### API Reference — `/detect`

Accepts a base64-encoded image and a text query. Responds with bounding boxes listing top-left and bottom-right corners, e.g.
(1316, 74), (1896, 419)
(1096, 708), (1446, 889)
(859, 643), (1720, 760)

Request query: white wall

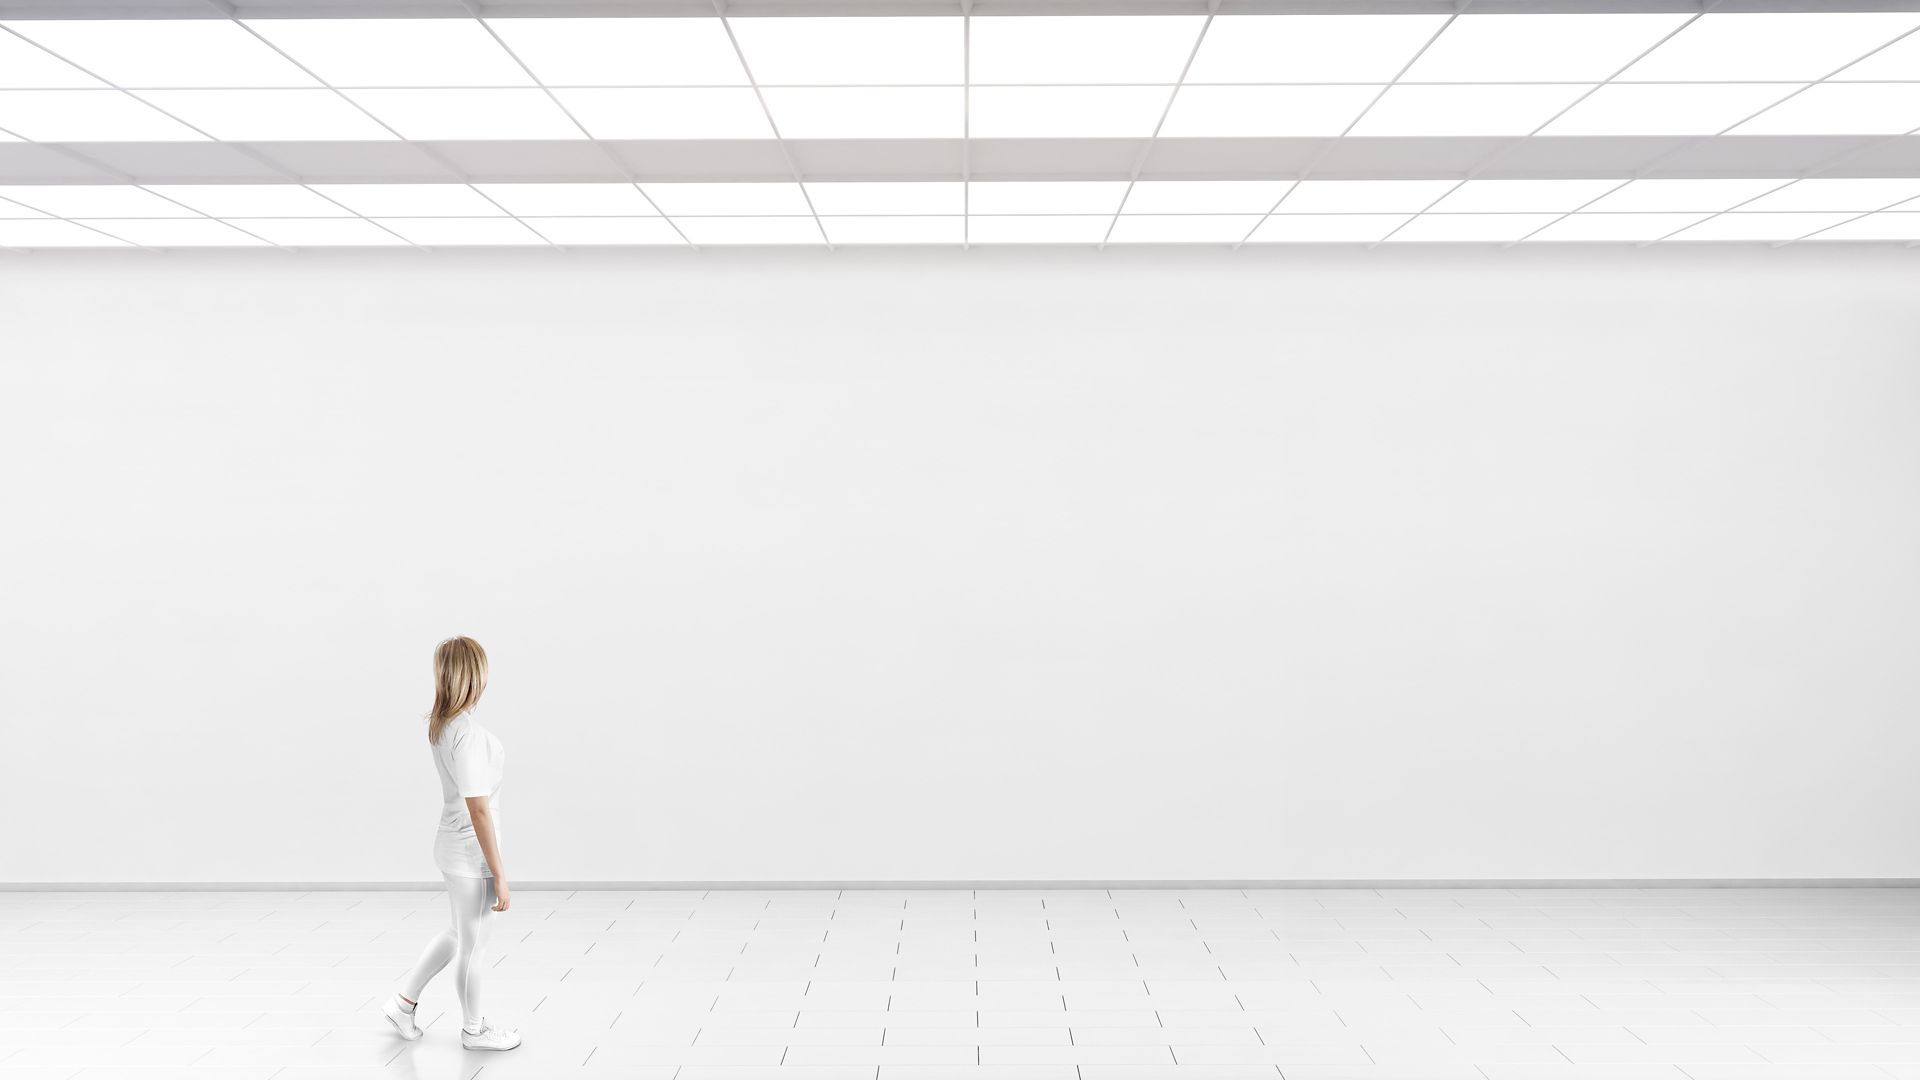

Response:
(3, 245), (1918, 885)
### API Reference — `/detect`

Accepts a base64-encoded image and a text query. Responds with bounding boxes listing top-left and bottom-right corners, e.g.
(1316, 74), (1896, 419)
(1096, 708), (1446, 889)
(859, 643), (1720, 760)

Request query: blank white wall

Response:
(3, 246), (1918, 885)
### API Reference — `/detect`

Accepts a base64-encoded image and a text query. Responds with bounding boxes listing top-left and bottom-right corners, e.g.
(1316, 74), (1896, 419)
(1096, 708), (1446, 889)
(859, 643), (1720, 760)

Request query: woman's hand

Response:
(492, 880), (511, 913)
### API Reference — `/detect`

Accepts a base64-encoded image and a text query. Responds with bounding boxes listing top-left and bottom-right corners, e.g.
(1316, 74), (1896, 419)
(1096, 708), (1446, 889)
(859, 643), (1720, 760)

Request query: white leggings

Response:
(397, 873), (495, 1029)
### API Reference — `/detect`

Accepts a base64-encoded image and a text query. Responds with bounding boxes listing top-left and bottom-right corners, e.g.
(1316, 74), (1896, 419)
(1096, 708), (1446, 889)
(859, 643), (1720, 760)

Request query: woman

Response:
(380, 636), (521, 1051)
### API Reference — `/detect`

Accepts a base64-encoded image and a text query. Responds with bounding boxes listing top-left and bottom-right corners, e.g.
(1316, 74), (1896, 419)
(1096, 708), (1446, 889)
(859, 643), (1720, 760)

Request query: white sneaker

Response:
(381, 995), (422, 1041)
(460, 1019), (522, 1051)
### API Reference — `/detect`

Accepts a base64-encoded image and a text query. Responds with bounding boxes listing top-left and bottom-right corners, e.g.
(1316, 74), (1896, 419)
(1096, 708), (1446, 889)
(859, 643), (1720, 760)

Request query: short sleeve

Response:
(449, 724), (492, 798)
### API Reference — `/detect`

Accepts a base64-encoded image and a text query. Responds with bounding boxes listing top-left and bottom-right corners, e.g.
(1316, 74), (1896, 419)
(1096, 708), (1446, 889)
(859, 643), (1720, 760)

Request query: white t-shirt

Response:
(430, 712), (505, 878)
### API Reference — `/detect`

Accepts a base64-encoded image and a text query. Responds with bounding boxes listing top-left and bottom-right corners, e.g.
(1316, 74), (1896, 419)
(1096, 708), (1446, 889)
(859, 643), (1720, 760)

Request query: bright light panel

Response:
(474, 183), (659, 216)
(1541, 83), (1801, 136)
(8, 20), (318, 89)
(554, 88), (772, 139)
(730, 17), (962, 85)
(673, 216), (823, 245)
(970, 16), (1204, 84)
(485, 18), (748, 87)
(1731, 83), (1920, 135)
(79, 218), (270, 245)
(1108, 215), (1261, 243)
(1187, 15), (1447, 83)
(0, 194), (47, 216)
(1810, 213), (1920, 240)
(1583, 179), (1790, 212)
(0, 184), (200, 217)
(1428, 179), (1623, 214)
(0, 89), (207, 141)
(1619, 12), (1920, 82)
(640, 182), (810, 216)
(968, 182), (1129, 215)
(761, 87), (962, 139)
(1247, 213), (1408, 242)
(820, 215), (963, 244)
(1350, 84), (1591, 137)
(0, 30), (103, 88)
(345, 89), (581, 141)
(0, 219), (127, 245)
(805, 182), (963, 216)
(1122, 180), (1288, 215)
(968, 87), (1168, 138)
(1385, 213), (1559, 241)
(144, 184), (354, 217)
(1401, 14), (1691, 82)
(1832, 25), (1920, 79)
(236, 217), (411, 246)
(966, 215), (1110, 243)
(1159, 85), (1376, 137)
(1663, 212), (1854, 241)
(522, 217), (685, 245)
(1276, 180), (1459, 214)
(307, 184), (505, 217)
(1525, 212), (1707, 241)
(138, 90), (398, 141)
(246, 19), (532, 88)
(1738, 178), (1920, 212)
(376, 217), (548, 245)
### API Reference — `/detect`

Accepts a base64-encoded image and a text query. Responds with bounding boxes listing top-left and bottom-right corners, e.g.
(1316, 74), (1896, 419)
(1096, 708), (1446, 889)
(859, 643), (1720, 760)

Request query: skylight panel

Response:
(640, 182), (810, 216)
(968, 87), (1169, 138)
(0, 184), (200, 217)
(966, 215), (1111, 243)
(375, 218), (549, 245)
(970, 16), (1205, 85)
(0, 26), (107, 88)
(1246, 213), (1409, 242)
(485, 18), (748, 87)
(820, 216), (963, 244)
(0, 90), (208, 141)
(306, 184), (505, 217)
(473, 183), (658, 217)
(521, 217), (686, 245)
(143, 184), (354, 217)
(1581, 179), (1789, 213)
(1617, 12), (1920, 82)
(1186, 15), (1448, 84)
(343, 89), (582, 141)
(672, 217), (824, 245)
(1830, 24), (1920, 79)
(1427, 179), (1622, 214)
(805, 182), (963, 216)
(1159, 86), (1377, 137)
(760, 88), (962, 139)
(7, 20), (319, 89)
(0, 219), (128, 245)
(0, 194), (48, 216)
(553, 88), (773, 139)
(1729, 83), (1920, 135)
(967, 182), (1130, 215)
(1349, 85), (1591, 137)
(1400, 14), (1691, 83)
(1737, 178), (1920, 212)
(1121, 181), (1289, 215)
(136, 90), (398, 141)
(245, 19), (533, 88)
(1275, 180), (1457, 214)
(1525, 212), (1708, 242)
(1662, 212), (1854, 242)
(78, 218), (270, 246)
(1806, 213), (1920, 240)
(1108, 214), (1263, 243)
(1386, 214), (1560, 241)
(729, 17), (963, 85)
(234, 217), (411, 246)
(1539, 84), (1801, 136)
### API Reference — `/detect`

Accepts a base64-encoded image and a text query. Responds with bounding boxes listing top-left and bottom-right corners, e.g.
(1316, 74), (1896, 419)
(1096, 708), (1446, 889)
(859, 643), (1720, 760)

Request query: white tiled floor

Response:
(3, 888), (1919, 1080)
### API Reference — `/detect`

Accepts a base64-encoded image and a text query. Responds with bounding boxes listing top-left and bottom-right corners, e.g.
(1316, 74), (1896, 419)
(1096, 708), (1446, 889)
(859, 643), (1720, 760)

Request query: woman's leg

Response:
(442, 873), (496, 1030)
(397, 928), (455, 1005)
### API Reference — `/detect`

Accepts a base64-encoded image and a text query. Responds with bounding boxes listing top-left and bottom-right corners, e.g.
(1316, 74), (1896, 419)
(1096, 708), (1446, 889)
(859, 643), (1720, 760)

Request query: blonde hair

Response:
(428, 636), (489, 745)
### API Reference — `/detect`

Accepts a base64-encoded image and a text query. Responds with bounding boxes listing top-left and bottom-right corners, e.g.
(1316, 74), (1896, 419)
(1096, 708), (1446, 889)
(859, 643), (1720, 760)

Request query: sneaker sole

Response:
(382, 1012), (422, 1041)
(461, 1041), (521, 1051)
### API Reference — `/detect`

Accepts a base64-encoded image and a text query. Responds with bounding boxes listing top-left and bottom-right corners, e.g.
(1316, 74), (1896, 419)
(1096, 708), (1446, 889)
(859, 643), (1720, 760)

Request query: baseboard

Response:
(3, 878), (1917, 891)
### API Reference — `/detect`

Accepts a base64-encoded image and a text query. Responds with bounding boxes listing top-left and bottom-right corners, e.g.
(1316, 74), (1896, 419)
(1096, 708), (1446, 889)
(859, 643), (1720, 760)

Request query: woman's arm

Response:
(464, 795), (510, 912)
